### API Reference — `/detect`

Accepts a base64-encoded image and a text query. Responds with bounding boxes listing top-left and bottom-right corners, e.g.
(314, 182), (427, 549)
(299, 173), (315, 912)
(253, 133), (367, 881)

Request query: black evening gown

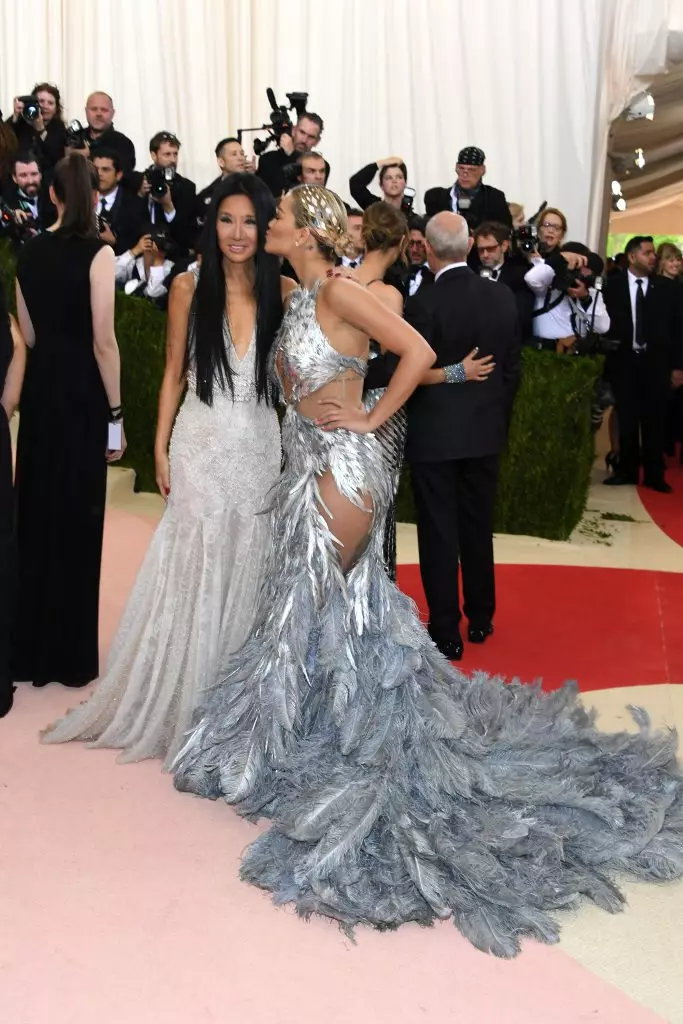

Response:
(12, 232), (109, 686)
(0, 281), (14, 713)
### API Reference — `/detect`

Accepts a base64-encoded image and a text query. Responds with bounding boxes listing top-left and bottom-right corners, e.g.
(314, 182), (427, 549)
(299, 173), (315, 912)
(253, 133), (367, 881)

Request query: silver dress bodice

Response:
(271, 281), (367, 404)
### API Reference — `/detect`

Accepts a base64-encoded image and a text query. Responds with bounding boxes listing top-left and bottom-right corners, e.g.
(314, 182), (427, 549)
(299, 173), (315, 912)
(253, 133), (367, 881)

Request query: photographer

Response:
(424, 146), (511, 229)
(137, 131), (196, 257)
(67, 92), (136, 177)
(8, 84), (67, 171)
(292, 151), (330, 187)
(196, 137), (254, 218)
(525, 242), (610, 353)
(1, 153), (56, 247)
(93, 151), (145, 256)
(115, 229), (175, 308)
(474, 221), (535, 343)
(349, 156), (413, 213)
(256, 111), (323, 198)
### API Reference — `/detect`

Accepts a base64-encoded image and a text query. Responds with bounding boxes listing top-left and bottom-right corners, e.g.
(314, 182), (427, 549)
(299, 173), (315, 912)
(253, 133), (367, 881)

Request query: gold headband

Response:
(291, 184), (348, 249)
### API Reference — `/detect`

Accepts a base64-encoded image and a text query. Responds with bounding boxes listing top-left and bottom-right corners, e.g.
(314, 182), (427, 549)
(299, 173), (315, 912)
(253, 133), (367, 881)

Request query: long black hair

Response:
(193, 173), (282, 405)
(52, 153), (99, 239)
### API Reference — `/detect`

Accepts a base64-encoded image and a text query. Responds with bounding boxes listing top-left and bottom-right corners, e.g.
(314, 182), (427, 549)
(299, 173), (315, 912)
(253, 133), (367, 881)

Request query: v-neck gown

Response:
(42, 289), (281, 769)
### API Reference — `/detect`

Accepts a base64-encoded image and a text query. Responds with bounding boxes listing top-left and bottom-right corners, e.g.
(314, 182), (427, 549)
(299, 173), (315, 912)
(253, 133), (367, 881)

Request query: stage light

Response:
(626, 91), (655, 121)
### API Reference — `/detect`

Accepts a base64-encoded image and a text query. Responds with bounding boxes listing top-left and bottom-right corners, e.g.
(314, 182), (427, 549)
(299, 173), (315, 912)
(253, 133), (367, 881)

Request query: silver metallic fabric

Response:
(174, 281), (683, 958)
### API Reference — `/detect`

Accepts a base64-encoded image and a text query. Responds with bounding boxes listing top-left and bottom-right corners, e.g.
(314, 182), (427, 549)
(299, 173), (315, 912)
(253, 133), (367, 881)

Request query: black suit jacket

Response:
(404, 266), (521, 462)
(496, 256), (535, 342)
(603, 273), (683, 388)
(8, 116), (67, 172)
(143, 173), (197, 256)
(423, 182), (512, 230)
(105, 187), (146, 256)
(86, 125), (136, 177)
(1, 179), (57, 239)
(256, 148), (297, 198)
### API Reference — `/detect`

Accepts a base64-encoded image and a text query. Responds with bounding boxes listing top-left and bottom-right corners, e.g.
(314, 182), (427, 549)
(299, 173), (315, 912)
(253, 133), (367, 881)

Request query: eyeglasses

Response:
(540, 221), (563, 231)
(158, 132), (180, 146)
(477, 243), (501, 255)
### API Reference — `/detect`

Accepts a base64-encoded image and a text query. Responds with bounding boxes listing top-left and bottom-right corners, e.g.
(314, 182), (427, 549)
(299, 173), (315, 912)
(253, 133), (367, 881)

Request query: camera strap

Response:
(531, 288), (565, 318)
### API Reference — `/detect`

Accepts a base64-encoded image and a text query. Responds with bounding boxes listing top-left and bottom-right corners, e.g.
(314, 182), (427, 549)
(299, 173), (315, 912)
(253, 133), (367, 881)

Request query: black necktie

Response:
(491, 269), (499, 281)
(635, 279), (645, 349)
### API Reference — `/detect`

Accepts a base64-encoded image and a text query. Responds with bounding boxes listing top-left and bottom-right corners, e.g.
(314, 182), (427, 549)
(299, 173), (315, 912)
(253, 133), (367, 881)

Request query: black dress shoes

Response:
(604, 475), (637, 487)
(468, 623), (494, 644)
(428, 627), (464, 661)
(644, 480), (673, 494)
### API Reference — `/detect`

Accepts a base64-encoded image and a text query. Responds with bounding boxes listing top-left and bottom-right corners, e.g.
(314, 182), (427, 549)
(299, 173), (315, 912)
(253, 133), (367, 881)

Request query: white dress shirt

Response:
(18, 191), (39, 220)
(525, 258), (610, 339)
(98, 187), (119, 213)
(115, 251), (174, 299)
(434, 261), (468, 282)
(341, 253), (363, 269)
(627, 270), (649, 349)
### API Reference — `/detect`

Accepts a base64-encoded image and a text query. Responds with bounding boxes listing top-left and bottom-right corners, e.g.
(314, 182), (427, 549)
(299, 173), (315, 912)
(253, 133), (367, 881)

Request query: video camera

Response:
(238, 88), (309, 156)
(145, 164), (176, 199)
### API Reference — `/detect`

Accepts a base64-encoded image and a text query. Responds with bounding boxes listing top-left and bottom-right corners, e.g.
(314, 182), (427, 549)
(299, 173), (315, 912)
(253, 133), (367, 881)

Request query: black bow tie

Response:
(348, 261), (357, 269)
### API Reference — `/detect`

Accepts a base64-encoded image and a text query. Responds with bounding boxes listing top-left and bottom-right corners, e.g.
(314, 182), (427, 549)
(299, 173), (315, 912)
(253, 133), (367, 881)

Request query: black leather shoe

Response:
(605, 450), (619, 473)
(604, 475), (637, 487)
(428, 627), (464, 661)
(644, 480), (673, 494)
(468, 623), (494, 644)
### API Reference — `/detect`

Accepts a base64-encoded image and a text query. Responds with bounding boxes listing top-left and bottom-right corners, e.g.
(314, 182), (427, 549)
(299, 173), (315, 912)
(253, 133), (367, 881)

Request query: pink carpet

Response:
(0, 508), (674, 1023)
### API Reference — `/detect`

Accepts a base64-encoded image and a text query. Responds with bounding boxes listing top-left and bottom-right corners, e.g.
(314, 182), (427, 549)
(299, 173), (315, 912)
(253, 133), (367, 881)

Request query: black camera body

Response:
(18, 94), (41, 124)
(146, 165), (176, 199)
(0, 199), (37, 243)
(65, 119), (90, 149)
(150, 229), (171, 253)
(512, 223), (538, 255)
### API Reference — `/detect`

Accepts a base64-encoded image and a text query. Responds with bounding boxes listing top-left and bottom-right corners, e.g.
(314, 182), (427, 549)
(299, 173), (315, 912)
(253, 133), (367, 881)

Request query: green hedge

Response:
(1, 239), (600, 539)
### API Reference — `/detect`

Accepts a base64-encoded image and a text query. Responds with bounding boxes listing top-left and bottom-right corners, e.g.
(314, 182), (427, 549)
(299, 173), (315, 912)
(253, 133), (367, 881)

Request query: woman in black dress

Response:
(12, 153), (125, 688)
(0, 281), (25, 717)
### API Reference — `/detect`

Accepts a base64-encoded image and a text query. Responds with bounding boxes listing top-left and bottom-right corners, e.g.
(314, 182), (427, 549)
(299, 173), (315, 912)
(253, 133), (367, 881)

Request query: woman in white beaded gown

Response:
(43, 174), (294, 768)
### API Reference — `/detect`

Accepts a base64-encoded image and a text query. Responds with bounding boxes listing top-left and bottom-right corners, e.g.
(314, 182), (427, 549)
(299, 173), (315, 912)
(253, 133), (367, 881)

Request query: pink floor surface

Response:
(0, 509), (672, 1023)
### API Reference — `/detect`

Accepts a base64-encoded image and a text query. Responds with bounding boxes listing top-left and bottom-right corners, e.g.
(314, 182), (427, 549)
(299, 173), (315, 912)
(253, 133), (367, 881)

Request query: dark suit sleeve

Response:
(502, 305), (522, 416)
(122, 136), (136, 176)
(168, 178), (197, 255)
(488, 187), (512, 228)
(349, 163), (379, 210)
(405, 289), (436, 349)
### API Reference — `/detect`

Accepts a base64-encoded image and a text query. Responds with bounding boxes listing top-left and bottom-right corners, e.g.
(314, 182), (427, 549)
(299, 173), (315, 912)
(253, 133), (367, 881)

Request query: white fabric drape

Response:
(1, 0), (681, 246)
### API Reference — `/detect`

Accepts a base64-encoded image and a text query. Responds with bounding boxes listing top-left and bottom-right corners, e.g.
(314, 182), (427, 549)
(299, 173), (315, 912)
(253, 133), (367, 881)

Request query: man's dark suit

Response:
(100, 187), (146, 256)
(405, 265), (521, 641)
(143, 173), (197, 256)
(493, 256), (535, 343)
(423, 183), (512, 229)
(603, 272), (683, 486)
(1, 179), (57, 234)
(86, 125), (136, 177)
(256, 147), (297, 198)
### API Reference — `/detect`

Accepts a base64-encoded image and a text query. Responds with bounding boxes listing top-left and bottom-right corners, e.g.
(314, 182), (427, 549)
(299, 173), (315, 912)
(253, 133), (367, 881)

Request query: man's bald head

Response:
(85, 92), (115, 134)
(425, 212), (471, 269)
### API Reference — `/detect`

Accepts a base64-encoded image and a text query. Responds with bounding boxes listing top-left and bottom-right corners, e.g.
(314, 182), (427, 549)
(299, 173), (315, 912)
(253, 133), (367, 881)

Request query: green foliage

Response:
(1, 240), (600, 540)
(396, 349), (601, 542)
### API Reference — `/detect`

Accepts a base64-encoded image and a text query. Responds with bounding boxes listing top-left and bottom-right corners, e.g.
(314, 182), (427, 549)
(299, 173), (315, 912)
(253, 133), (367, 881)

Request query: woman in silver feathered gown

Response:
(174, 185), (683, 958)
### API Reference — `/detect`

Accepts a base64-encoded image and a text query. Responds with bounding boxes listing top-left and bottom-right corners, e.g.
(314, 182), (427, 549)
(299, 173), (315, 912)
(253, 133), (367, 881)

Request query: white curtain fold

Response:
(1, 0), (680, 245)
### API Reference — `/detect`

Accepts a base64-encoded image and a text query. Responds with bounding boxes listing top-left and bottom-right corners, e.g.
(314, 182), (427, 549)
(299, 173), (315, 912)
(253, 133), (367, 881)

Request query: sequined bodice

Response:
(271, 281), (367, 405)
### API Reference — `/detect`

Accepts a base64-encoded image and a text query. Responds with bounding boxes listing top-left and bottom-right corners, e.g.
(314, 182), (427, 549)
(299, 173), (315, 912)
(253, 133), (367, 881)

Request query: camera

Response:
(239, 88), (309, 157)
(65, 119), (90, 148)
(0, 199), (37, 243)
(146, 165), (176, 199)
(512, 223), (538, 255)
(18, 94), (41, 124)
(402, 186), (416, 214)
(150, 229), (171, 253)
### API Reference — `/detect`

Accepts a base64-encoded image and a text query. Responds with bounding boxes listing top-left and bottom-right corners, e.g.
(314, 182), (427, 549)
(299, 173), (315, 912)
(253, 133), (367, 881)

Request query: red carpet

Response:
(396, 562), (683, 692)
(637, 461), (683, 549)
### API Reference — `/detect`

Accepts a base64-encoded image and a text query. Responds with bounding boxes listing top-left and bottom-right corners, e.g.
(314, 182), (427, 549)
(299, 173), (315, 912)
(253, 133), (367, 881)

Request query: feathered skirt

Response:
(173, 407), (683, 958)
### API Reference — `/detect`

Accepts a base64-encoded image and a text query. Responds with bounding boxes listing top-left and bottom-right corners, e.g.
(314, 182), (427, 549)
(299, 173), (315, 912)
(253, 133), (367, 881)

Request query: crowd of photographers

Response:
(1, 83), (682, 489)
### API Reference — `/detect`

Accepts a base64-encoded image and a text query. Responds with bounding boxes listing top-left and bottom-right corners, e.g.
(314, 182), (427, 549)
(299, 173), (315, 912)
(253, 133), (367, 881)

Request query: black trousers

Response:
(410, 455), (499, 640)
(612, 354), (667, 484)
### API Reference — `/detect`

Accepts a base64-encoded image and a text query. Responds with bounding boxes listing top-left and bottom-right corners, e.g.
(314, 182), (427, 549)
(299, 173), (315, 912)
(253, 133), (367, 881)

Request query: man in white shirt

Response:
(115, 232), (175, 307)
(525, 243), (610, 353)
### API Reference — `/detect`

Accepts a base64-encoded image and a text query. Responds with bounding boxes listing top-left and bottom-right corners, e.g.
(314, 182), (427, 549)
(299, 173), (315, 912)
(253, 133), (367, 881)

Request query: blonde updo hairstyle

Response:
(362, 202), (409, 262)
(290, 184), (356, 260)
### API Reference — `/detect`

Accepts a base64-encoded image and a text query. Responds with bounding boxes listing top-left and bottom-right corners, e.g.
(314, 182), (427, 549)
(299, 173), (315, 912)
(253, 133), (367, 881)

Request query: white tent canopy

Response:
(2, 0), (683, 246)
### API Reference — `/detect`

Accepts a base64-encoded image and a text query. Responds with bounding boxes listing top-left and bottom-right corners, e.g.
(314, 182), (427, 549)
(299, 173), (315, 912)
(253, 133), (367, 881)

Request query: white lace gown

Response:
(42, 324), (281, 769)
